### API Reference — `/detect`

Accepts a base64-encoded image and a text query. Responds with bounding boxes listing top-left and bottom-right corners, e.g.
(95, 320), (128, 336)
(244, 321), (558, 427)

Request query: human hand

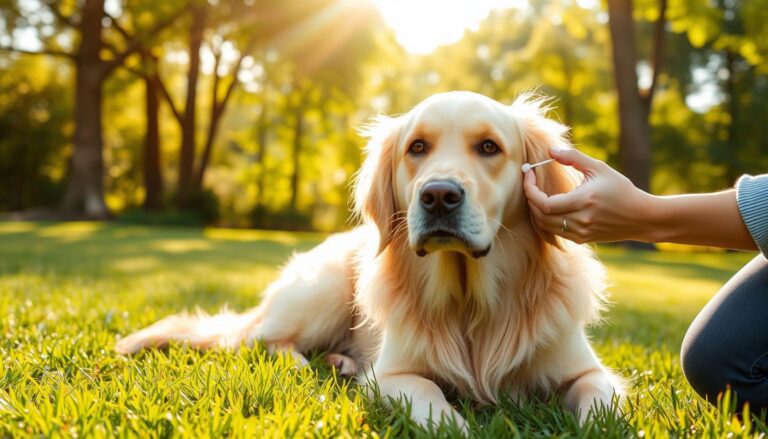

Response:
(523, 148), (655, 243)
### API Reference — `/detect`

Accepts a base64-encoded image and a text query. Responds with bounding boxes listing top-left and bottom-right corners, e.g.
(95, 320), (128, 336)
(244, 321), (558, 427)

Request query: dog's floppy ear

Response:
(511, 94), (579, 247)
(354, 116), (402, 254)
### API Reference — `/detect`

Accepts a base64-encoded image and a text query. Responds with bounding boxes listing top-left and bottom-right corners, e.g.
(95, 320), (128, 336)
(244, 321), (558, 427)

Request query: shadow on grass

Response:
(1, 221), (745, 353)
(598, 247), (753, 284)
(0, 221), (325, 278)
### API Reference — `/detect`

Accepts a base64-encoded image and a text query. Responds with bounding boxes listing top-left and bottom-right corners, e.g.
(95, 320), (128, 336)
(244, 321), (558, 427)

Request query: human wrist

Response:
(633, 192), (668, 243)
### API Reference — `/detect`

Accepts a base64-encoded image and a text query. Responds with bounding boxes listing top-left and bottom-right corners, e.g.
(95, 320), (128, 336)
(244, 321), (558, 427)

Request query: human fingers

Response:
(523, 170), (548, 208)
(548, 148), (606, 175)
(528, 203), (592, 243)
(523, 170), (586, 215)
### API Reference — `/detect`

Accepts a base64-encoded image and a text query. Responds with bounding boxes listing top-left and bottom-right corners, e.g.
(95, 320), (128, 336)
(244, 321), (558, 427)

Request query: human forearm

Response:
(524, 149), (763, 251)
(642, 190), (757, 250)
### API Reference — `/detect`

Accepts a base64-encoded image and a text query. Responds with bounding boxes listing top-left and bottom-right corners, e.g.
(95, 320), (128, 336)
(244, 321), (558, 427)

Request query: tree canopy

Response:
(1, 0), (766, 229)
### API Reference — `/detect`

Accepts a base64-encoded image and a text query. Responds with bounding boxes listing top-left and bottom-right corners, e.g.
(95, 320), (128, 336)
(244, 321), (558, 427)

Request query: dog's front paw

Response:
(564, 369), (624, 424)
(413, 408), (467, 434)
(324, 353), (357, 377)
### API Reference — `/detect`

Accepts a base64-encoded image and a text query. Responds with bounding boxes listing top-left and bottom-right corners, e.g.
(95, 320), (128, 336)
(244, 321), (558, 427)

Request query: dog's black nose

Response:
(420, 180), (464, 215)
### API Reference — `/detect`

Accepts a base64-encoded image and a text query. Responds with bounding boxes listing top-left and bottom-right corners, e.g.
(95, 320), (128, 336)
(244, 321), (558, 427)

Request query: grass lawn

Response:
(0, 221), (765, 437)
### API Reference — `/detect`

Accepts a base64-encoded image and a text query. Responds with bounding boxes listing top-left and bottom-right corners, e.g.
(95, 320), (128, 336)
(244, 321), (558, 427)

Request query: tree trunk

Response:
(195, 43), (252, 190)
(724, 50), (741, 185)
(289, 87), (304, 211)
(142, 54), (164, 210)
(255, 84), (270, 210)
(62, 0), (109, 218)
(10, 143), (25, 211)
(195, 106), (221, 191)
(195, 47), (223, 191)
(607, 0), (652, 192)
(177, 4), (205, 208)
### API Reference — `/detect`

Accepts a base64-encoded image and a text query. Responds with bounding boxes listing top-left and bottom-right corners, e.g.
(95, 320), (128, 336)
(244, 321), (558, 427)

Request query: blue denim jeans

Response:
(681, 255), (768, 412)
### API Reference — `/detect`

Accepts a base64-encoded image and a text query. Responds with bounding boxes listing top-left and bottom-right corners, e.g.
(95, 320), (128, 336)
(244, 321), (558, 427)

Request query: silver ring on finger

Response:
(561, 216), (568, 233)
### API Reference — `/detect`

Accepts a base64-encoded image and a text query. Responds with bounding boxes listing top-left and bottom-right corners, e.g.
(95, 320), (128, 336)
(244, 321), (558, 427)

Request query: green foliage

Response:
(185, 188), (221, 224)
(117, 196), (219, 227)
(0, 222), (765, 437)
(0, 57), (72, 210)
(250, 205), (314, 231)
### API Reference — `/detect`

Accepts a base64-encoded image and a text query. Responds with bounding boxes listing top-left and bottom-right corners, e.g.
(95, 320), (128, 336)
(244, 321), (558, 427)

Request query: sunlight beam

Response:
(371, 0), (528, 54)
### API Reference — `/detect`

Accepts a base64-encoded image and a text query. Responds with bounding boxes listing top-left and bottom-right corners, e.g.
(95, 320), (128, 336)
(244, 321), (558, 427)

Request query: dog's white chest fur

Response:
(355, 230), (599, 404)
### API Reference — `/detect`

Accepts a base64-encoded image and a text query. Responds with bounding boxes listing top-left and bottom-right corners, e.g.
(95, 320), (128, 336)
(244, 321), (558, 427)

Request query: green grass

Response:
(0, 222), (765, 437)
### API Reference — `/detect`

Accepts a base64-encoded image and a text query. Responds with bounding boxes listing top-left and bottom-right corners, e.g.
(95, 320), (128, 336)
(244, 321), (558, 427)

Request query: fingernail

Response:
(549, 146), (568, 154)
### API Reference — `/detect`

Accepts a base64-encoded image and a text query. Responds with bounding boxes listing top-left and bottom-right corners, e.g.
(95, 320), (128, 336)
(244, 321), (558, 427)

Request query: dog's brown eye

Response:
(478, 140), (500, 156)
(408, 140), (427, 156)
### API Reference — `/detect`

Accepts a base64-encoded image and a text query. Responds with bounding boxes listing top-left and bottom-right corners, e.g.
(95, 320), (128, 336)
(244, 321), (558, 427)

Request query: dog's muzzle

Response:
(413, 179), (490, 258)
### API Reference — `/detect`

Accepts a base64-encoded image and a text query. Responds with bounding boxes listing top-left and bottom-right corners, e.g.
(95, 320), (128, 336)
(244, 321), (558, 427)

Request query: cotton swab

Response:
(521, 158), (555, 173)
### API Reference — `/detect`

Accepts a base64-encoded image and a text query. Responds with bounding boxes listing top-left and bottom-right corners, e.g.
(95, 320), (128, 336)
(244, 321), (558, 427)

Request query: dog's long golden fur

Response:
(116, 91), (624, 427)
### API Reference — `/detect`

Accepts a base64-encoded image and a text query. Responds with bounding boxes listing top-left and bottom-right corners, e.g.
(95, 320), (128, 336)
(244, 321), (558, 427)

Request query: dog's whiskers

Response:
(486, 217), (515, 261)
(389, 210), (407, 221)
(390, 219), (410, 246)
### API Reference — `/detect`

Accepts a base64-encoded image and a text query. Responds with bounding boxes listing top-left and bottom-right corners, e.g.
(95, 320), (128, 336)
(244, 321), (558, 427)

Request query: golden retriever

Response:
(116, 91), (624, 428)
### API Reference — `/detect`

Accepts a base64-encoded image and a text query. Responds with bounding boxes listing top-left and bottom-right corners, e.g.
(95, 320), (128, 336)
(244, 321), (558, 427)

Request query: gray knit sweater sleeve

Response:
(736, 174), (768, 258)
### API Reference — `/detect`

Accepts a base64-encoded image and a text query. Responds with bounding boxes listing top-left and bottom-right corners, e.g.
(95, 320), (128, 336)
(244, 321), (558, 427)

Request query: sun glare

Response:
(371, 0), (526, 54)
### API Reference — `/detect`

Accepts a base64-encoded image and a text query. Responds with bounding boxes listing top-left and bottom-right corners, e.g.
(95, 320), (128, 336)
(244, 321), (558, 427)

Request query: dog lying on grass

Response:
(116, 91), (624, 428)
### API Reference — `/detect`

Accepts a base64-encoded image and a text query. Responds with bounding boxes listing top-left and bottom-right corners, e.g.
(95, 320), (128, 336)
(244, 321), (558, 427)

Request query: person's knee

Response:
(744, 353), (768, 409)
(681, 332), (730, 403)
(682, 333), (768, 409)
(681, 256), (768, 411)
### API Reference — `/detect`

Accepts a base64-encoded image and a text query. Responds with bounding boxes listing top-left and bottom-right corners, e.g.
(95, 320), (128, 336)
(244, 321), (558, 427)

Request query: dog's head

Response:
(355, 91), (577, 257)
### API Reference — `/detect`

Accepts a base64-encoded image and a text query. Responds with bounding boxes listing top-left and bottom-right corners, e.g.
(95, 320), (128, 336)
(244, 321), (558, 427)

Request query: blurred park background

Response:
(1, 0), (766, 231)
(1, 2), (767, 435)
